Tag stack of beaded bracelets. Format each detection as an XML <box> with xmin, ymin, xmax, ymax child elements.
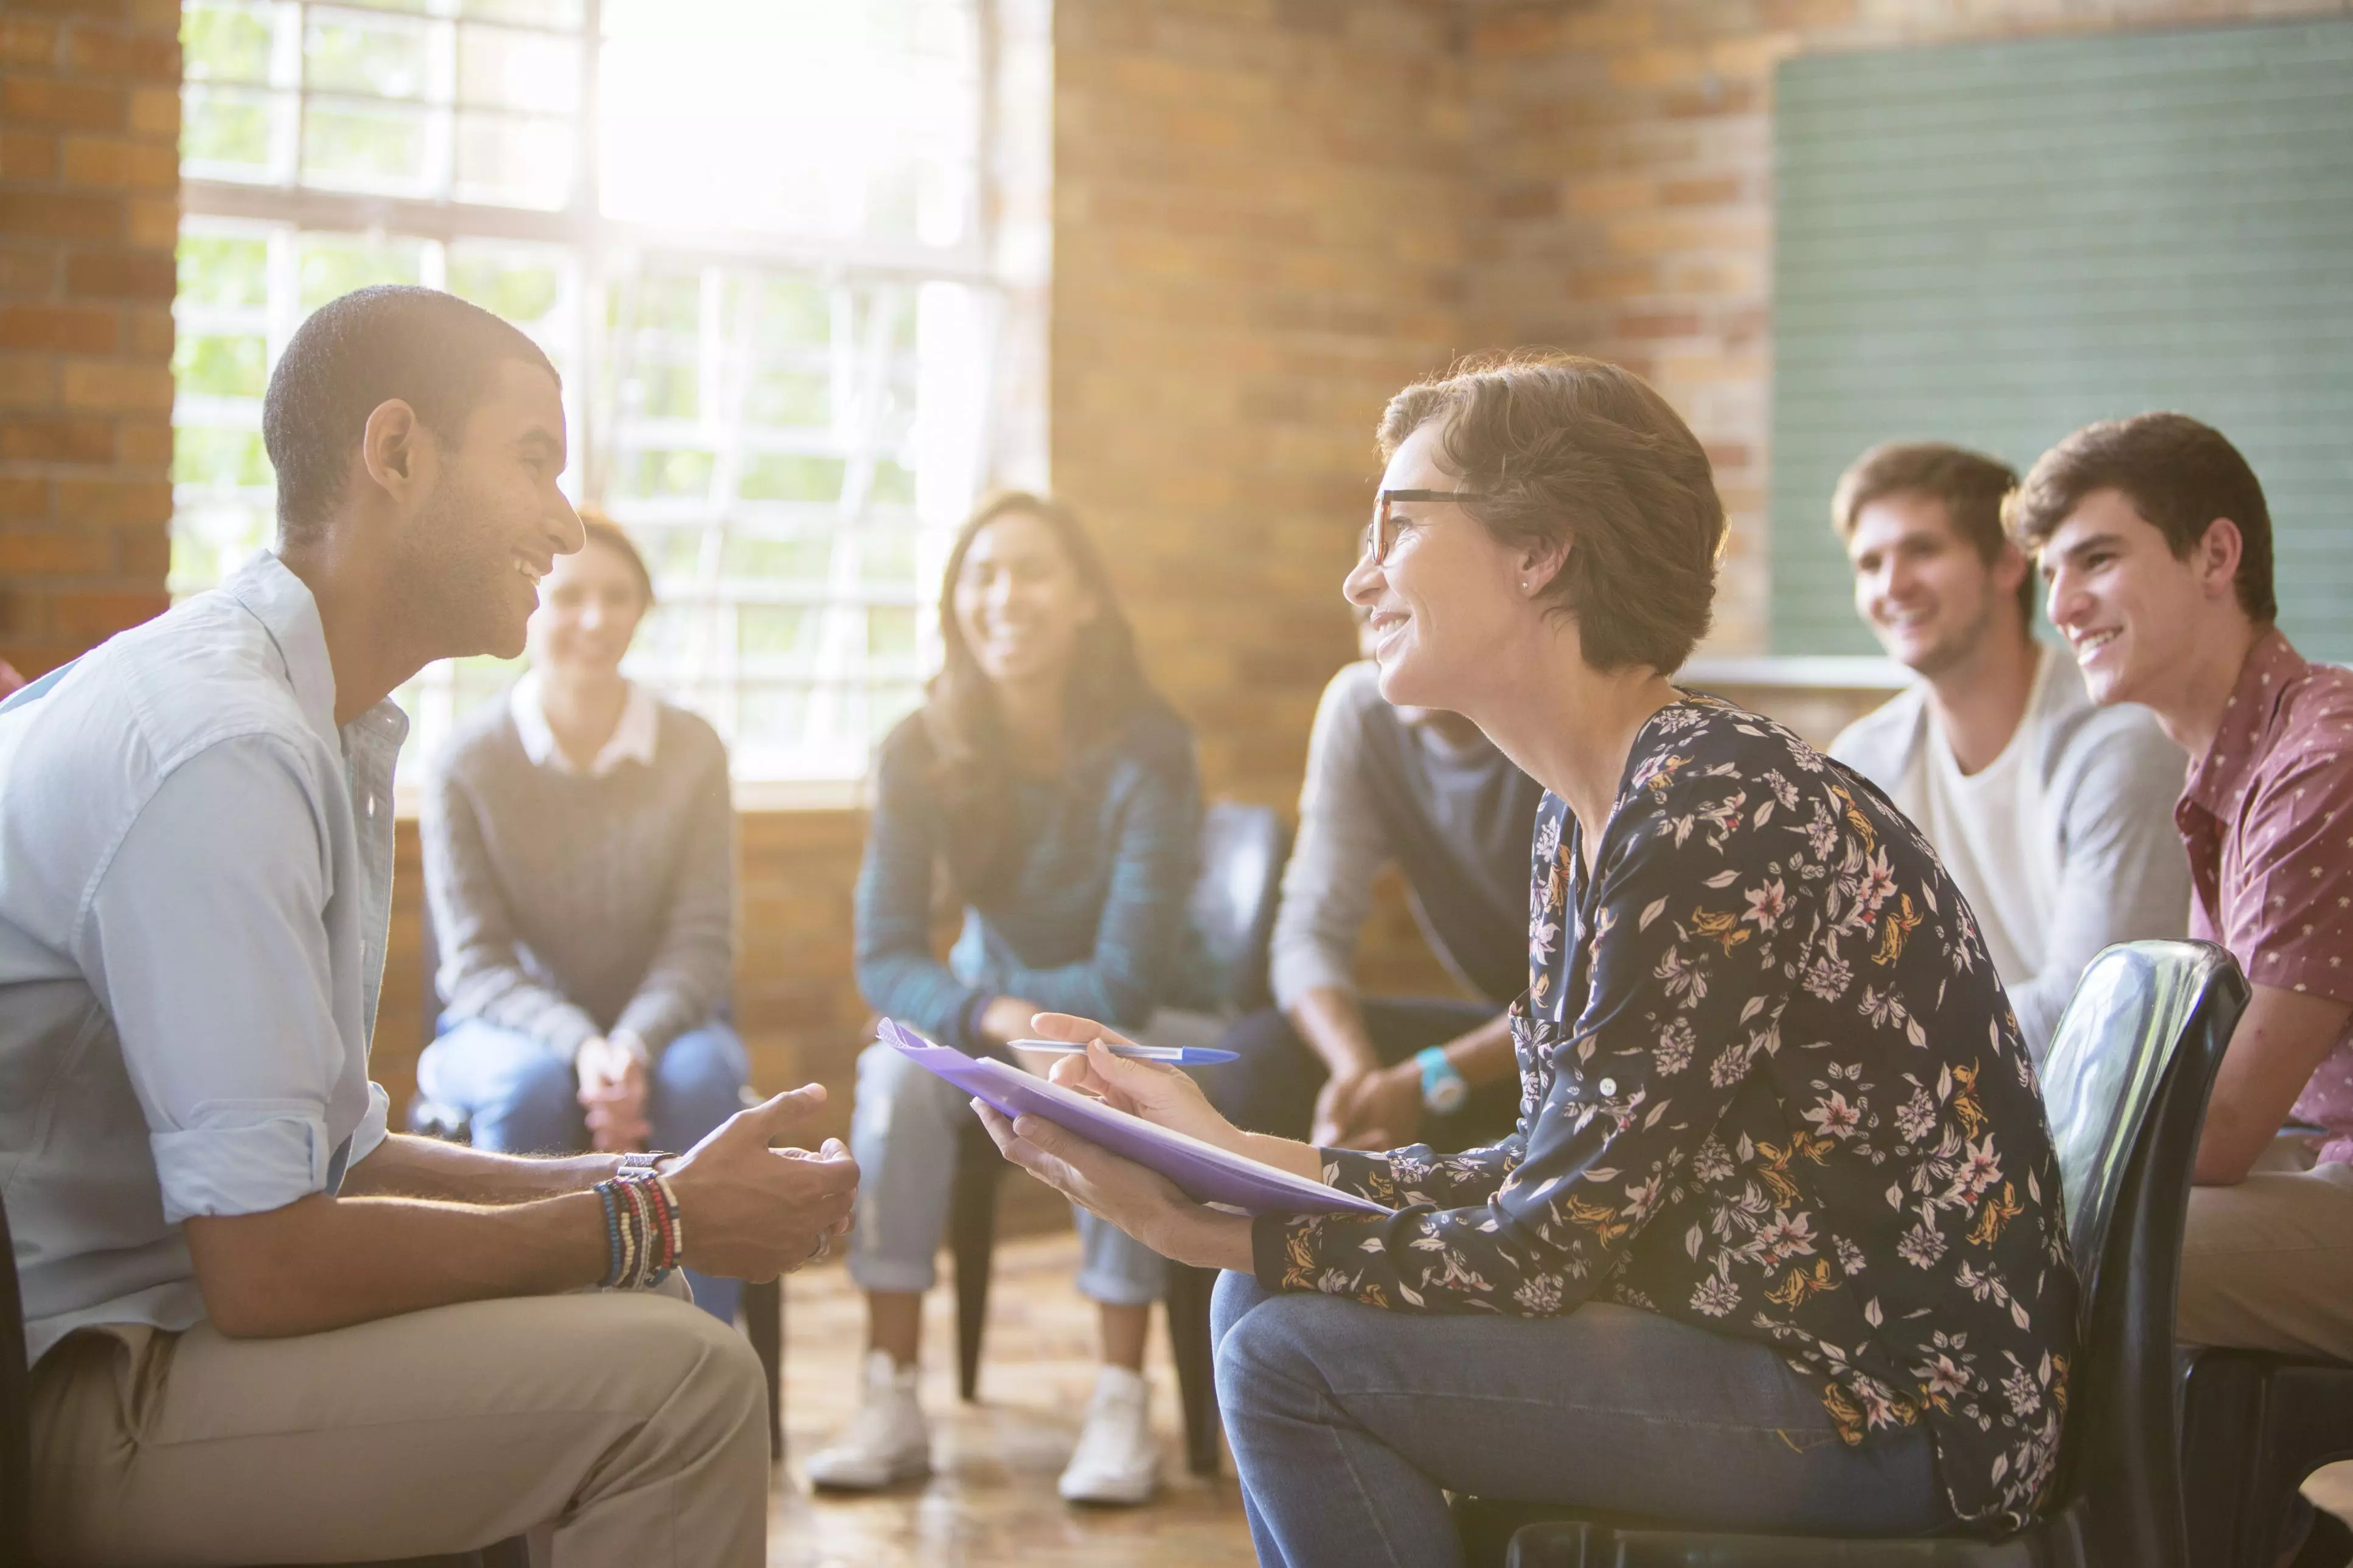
<box><xmin>595</xmin><ymin>1154</ymin><xmax>684</xmax><ymax>1291</ymax></box>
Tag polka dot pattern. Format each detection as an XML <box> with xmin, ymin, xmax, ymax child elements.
<box><xmin>2174</xmin><ymin>629</ymin><xmax>2353</xmax><ymax>1165</ymax></box>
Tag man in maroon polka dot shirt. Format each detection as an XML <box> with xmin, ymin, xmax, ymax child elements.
<box><xmin>2011</xmin><ymin>412</ymin><xmax>2353</xmax><ymax>1372</ymax></box>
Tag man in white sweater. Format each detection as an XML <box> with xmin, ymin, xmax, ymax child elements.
<box><xmin>1827</xmin><ymin>440</ymin><xmax>2190</xmax><ymax>1061</ymax></box>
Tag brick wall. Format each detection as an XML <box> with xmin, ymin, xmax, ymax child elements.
<box><xmin>1458</xmin><ymin>0</ymin><xmax>2353</xmax><ymax>660</ymax></box>
<box><xmin>1052</xmin><ymin>0</ymin><xmax>1470</xmax><ymax>815</ymax></box>
<box><xmin>0</xmin><ymin>0</ymin><xmax>176</xmax><ymax>679</ymax></box>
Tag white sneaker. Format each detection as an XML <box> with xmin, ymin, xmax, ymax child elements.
<box><xmin>1057</xmin><ymin>1364</ymin><xmax>1161</xmax><ymax>1505</ymax></box>
<box><xmin>805</xmin><ymin>1351</ymin><xmax>931</xmax><ymax>1491</ymax></box>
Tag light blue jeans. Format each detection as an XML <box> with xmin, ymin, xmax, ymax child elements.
<box><xmin>1210</xmin><ymin>1271</ymin><xmax>1950</xmax><ymax>1568</ymax></box>
<box><xmin>846</xmin><ymin>1041</ymin><xmax>1170</xmax><ymax>1306</ymax></box>
<box><xmin>417</xmin><ymin>1018</ymin><xmax>752</xmax><ymax>1327</ymax></box>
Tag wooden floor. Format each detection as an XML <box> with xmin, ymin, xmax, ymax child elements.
<box><xmin>764</xmin><ymin>1229</ymin><xmax>1257</xmax><ymax>1567</ymax></box>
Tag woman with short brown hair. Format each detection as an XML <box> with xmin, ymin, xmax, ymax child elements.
<box><xmin>979</xmin><ymin>353</ymin><xmax>2080</xmax><ymax>1563</ymax></box>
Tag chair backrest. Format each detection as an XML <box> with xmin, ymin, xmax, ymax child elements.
<box><xmin>1</xmin><ymin>1191</ymin><xmax>32</xmax><ymax>1566</ymax></box>
<box><xmin>2034</xmin><ymin>939</ymin><xmax>2244</xmax><ymax>1567</ymax></box>
<box><xmin>1187</xmin><ymin>802</ymin><xmax>1292</xmax><ymax>1016</ymax></box>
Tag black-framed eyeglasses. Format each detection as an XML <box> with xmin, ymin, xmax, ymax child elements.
<box><xmin>1363</xmin><ymin>488</ymin><xmax>1493</xmax><ymax>565</ymax></box>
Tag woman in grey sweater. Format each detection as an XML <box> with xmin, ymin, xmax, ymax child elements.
<box><xmin>417</xmin><ymin>514</ymin><xmax>747</xmax><ymax>1324</ymax></box>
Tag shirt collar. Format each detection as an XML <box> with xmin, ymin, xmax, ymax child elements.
<box><xmin>2183</xmin><ymin>626</ymin><xmax>2306</xmax><ymax>817</ymax></box>
<box><xmin>222</xmin><ymin>549</ymin><xmax>409</xmax><ymax>756</ymax></box>
<box><xmin>510</xmin><ymin>669</ymin><xmax>659</xmax><ymax>777</ymax></box>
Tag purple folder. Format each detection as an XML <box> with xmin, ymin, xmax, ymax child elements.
<box><xmin>878</xmin><ymin>1018</ymin><xmax>1392</xmax><ymax>1219</ymax></box>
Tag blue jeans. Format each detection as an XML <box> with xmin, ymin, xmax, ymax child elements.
<box><xmin>417</xmin><ymin>1019</ymin><xmax>752</xmax><ymax>1327</ymax></box>
<box><xmin>1210</xmin><ymin>1271</ymin><xmax>1950</xmax><ymax>1568</ymax></box>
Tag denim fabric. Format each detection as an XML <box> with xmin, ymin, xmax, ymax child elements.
<box><xmin>1207</xmin><ymin>996</ymin><xmax>1520</xmax><ymax>1147</ymax></box>
<box><xmin>853</xmin><ymin>704</ymin><xmax>1209</xmax><ymax>1058</ymax></box>
<box><xmin>417</xmin><ymin>1019</ymin><xmax>751</xmax><ymax>1325</ymax></box>
<box><xmin>844</xmin><ymin>1041</ymin><xmax>1171</xmax><ymax>1306</ymax></box>
<box><xmin>1209</xmin><ymin>1270</ymin><xmax>1948</xmax><ymax>1568</ymax></box>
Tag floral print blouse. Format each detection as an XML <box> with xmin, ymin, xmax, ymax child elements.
<box><xmin>1251</xmin><ymin>696</ymin><xmax>2080</xmax><ymax>1532</ymax></box>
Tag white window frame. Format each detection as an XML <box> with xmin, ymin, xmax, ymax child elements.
<box><xmin>174</xmin><ymin>0</ymin><xmax>1021</xmax><ymax>793</ymax></box>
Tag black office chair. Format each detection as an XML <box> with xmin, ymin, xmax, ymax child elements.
<box><xmin>2180</xmin><ymin>1327</ymin><xmax>2353</xmax><ymax>1565</ymax></box>
<box><xmin>406</xmin><ymin>900</ymin><xmax>785</xmax><ymax>1460</ymax></box>
<box><xmin>1453</xmin><ymin>940</ymin><xmax>2246</xmax><ymax>1568</ymax></box>
<box><xmin>947</xmin><ymin>800</ymin><xmax>1291</xmax><ymax>1477</ymax></box>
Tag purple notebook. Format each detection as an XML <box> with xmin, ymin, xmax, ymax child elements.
<box><xmin>878</xmin><ymin>1019</ymin><xmax>1392</xmax><ymax>1219</ymax></box>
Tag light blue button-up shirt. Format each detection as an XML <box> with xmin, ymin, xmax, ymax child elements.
<box><xmin>0</xmin><ymin>552</ymin><xmax>401</xmax><ymax>1364</ymax></box>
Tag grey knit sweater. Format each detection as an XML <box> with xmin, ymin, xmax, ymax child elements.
<box><xmin>422</xmin><ymin>689</ymin><xmax>735</xmax><ymax>1060</ymax></box>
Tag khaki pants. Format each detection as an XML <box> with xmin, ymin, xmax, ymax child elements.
<box><xmin>30</xmin><ymin>1285</ymin><xmax>768</xmax><ymax>1567</ymax></box>
<box><xmin>2180</xmin><ymin>1135</ymin><xmax>2353</xmax><ymax>1528</ymax></box>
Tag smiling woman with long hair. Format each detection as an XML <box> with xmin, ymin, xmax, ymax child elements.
<box><xmin>807</xmin><ymin>490</ymin><xmax>1216</xmax><ymax>1506</ymax></box>
<box><xmin>970</xmin><ymin>355</ymin><xmax>2082</xmax><ymax>1565</ymax></box>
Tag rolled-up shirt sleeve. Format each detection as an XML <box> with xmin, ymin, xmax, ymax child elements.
<box><xmin>80</xmin><ymin>737</ymin><xmax>354</xmax><ymax>1224</ymax></box>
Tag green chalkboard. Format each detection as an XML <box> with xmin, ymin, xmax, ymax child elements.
<box><xmin>1770</xmin><ymin>18</ymin><xmax>2353</xmax><ymax>658</ymax></box>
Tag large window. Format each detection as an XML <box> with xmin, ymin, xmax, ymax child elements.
<box><xmin>173</xmin><ymin>0</ymin><xmax>1015</xmax><ymax>781</ymax></box>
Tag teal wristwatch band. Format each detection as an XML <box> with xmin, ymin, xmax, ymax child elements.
<box><xmin>1416</xmin><ymin>1045</ymin><xmax>1470</xmax><ymax>1115</ymax></box>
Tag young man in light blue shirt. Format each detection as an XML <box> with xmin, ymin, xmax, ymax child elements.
<box><xmin>0</xmin><ymin>286</ymin><xmax>856</xmax><ymax>1564</ymax></box>
<box><xmin>1827</xmin><ymin>440</ymin><xmax>2190</xmax><ymax>1061</ymax></box>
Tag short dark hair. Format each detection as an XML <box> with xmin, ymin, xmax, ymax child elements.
<box><xmin>1377</xmin><ymin>351</ymin><xmax>1723</xmax><ymax>673</ymax></box>
<box><xmin>1831</xmin><ymin>441</ymin><xmax>2029</xmax><ymax>619</ymax></box>
<box><xmin>577</xmin><ymin>508</ymin><xmax>654</xmax><ymax>605</ymax></box>
<box><xmin>262</xmin><ymin>285</ymin><xmax>561</xmax><ymax>539</ymax></box>
<box><xmin>2004</xmin><ymin>413</ymin><xmax>2275</xmax><ymax>623</ymax></box>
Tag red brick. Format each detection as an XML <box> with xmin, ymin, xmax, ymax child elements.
<box><xmin>0</xmin><ymin>251</ymin><xmax>56</xmax><ymax>296</ymax></box>
<box><xmin>55</xmin><ymin>476</ymin><xmax>170</xmax><ymax>526</ymax></box>
<box><xmin>0</xmin><ymin>304</ymin><xmax>117</xmax><ymax>354</ymax></box>
<box><xmin>0</xmin><ymin>642</ymin><xmax>82</xmax><ymax>679</ymax></box>
<box><xmin>1662</xmin><ymin>175</ymin><xmax>1742</xmax><ymax>206</ymax></box>
<box><xmin>0</xmin><ymin>355</ymin><xmax>55</xmax><ymax>407</ymax></box>
<box><xmin>125</xmin><ymin>304</ymin><xmax>169</xmax><ymax>356</ymax></box>
<box><xmin>0</xmin><ymin>415</ymin><xmax>112</xmax><ymax>462</ymax></box>
<box><xmin>122</xmin><ymin>197</ymin><xmax>174</xmax><ymax>248</ymax></box>
<box><xmin>1614</xmin><ymin>308</ymin><xmax>1703</xmax><ymax>339</ymax></box>
<box><xmin>67</xmin><ymin>24</ymin><xmax>178</xmax><ymax>81</ymax></box>
<box><xmin>1495</xmin><ymin>181</ymin><xmax>1559</xmax><ymax>220</ymax></box>
<box><xmin>60</xmin><ymin>132</ymin><xmax>174</xmax><ymax>189</ymax></box>
<box><xmin>58</xmin><ymin>359</ymin><xmax>169</xmax><ymax>411</ymax></box>
<box><xmin>51</xmin><ymin>588</ymin><xmax>166</xmax><ymax>638</ymax></box>
<box><xmin>0</xmin><ymin>18</ymin><xmax>58</xmax><ymax>68</ymax></box>
<box><xmin>0</xmin><ymin>190</ymin><xmax>118</xmax><ymax>243</ymax></box>
<box><xmin>0</xmin><ymin>74</ymin><xmax>123</xmax><ymax>131</ymax></box>
<box><xmin>0</xmin><ymin>127</ymin><xmax>55</xmax><ymax>176</ymax></box>
<box><xmin>0</xmin><ymin>476</ymin><xmax>49</xmax><ymax>519</ymax></box>
<box><xmin>115</xmin><ymin>522</ymin><xmax>170</xmax><ymax>577</ymax></box>
<box><xmin>64</xmin><ymin>248</ymin><xmax>173</xmax><ymax>300</ymax></box>
<box><xmin>124</xmin><ymin>84</ymin><xmax>173</xmax><ymax>137</ymax></box>
<box><xmin>5</xmin><ymin>0</ymin><xmax>127</xmax><ymax>18</ymax></box>
<box><xmin>114</xmin><ymin>418</ymin><xmax>170</xmax><ymax>465</ymax></box>
<box><xmin>0</xmin><ymin>529</ymin><xmax>110</xmax><ymax>574</ymax></box>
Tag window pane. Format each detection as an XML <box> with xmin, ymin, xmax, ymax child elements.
<box><xmin>173</xmin><ymin>426</ymin><xmax>271</xmax><ymax>488</ymax></box>
<box><xmin>172</xmin><ymin>331</ymin><xmax>268</xmax><ymax>399</ymax></box>
<box><xmin>616</xmin><ymin>449</ymin><xmax>712</xmax><ymax>500</ymax></box>
<box><xmin>182</xmin><ymin>86</ymin><xmax>277</xmax><ymax>172</ymax></box>
<box><xmin>297</xmin><ymin>234</ymin><xmax>426</xmax><ymax>311</ymax></box>
<box><xmin>305</xmin><ymin>9</ymin><xmax>431</xmax><ymax>99</ymax></box>
<box><xmin>454</xmin><ymin>112</ymin><xmax>573</xmax><ymax>209</ymax></box>
<box><xmin>461</xmin><ymin>0</ymin><xmax>585</xmax><ymax>24</ymax></box>
<box><xmin>446</xmin><ymin>243</ymin><xmax>564</xmax><ymax>328</ymax></box>
<box><xmin>301</xmin><ymin>100</ymin><xmax>432</xmax><ymax>190</ymax></box>
<box><xmin>177</xmin><ymin>232</ymin><xmax>269</xmax><ymax>308</ymax></box>
<box><xmin>458</xmin><ymin>24</ymin><xmax>580</xmax><ymax>114</ymax></box>
<box><xmin>182</xmin><ymin>1</ymin><xmax>274</xmax><ymax>86</ymax></box>
<box><xmin>740</xmin><ymin>454</ymin><xmax>843</xmax><ymax>502</ymax></box>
